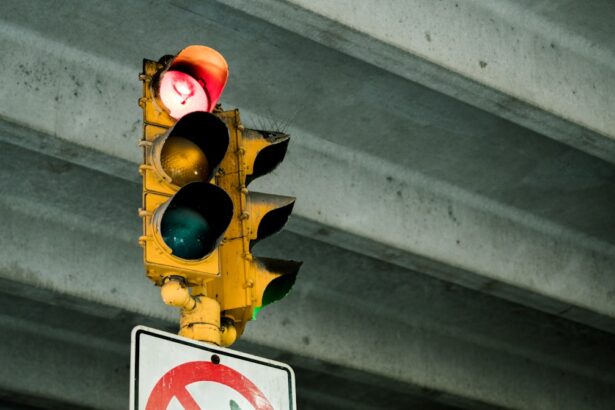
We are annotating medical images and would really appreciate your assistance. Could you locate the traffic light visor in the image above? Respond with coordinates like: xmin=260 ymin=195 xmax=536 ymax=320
xmin=248 ymin=193 xmax=295 ymax=251
xmin=156 ymin=112 xmax=229 ymax=188
xmin=157 ymin=45 xmax=228 ymax=118
xmin=157 ymin=183 xmax=233 ymax=260
xmin=243 ymin=130 xmax=290 ymax=187
xmin=253 ymin=258 xmax=302 ymax=319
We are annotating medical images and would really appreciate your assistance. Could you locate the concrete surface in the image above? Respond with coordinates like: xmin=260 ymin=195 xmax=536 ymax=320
xmin=219 ymin=0 xmax=615 ymax=162
xmin=0 ymin=0 xmax=613 ymax=408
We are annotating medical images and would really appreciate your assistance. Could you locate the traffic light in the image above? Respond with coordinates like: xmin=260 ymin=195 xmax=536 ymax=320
xmin=138 ymin=45 xmax=300 ymax=346
xmin=138 ymin=46 xmax=232 ymax=286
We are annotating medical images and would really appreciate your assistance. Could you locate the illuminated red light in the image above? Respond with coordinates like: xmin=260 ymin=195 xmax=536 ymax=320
xmin=159 ymin=70 xmax=209 ymax=120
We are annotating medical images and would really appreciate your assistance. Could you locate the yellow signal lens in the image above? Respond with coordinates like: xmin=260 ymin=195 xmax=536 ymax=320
xmin=161 ymin=136 xmax=210 ymax=187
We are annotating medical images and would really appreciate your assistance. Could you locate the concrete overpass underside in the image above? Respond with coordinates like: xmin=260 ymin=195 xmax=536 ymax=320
xmin=0 ymin=1 xmax=614 ymax=409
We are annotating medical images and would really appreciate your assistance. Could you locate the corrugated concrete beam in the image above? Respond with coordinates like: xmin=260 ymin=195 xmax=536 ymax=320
xmin=1 ymin=138 xmax=615 ymax=409
xmin=0 ymin=0 xmax=614 ymax=338
xmin=0 ymin=289 xmax=464 ymax=410
xmin=216 ymin=0 xmax=615 ymax=163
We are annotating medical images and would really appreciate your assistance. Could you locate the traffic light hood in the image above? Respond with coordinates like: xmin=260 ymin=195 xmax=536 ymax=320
xmin=247 ymin=192 xmax=296 ymax=251
xmin=252 ymin=257 xmax=302 ymax=319
xmin=243 ymin=129 xmax=290 ymax=186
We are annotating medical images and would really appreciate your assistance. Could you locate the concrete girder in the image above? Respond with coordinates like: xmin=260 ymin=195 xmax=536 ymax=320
xmin=0 ymin=0 xmax=614 ymax=334
xmin=0 ymin=2 xmax=615 ymax=407
xmin=0 ymin=139 xmax=615 ymax=409
xmin=0 ymin=289 xmax=464 ymax=410
xmin=216 ymin=0 xmax=615 ymax=164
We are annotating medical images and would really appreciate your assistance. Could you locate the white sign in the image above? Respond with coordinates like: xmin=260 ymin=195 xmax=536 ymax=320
xmin=130 ymin=326 xmax=296 ymax=410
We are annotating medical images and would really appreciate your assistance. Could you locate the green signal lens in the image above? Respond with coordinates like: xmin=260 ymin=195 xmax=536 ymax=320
xmin=161 ymin=206 xmax=212 ymax=260
xmin=253 ymin=274 xmax=297 ymax=319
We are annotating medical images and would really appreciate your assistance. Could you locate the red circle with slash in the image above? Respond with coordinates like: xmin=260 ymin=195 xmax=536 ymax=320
xmin=145 ymin=361 xmax=273 ymax=410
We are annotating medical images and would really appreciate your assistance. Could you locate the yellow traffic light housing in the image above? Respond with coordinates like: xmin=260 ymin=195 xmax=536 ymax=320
xmin=139 ymin=46 xmax=232 ymax=287
xmin=139 ymin=45 xmax=300 ymax=346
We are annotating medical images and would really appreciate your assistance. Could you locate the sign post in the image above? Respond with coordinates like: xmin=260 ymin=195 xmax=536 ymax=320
xmin=130 ymin=326 xmax=296 ymax=410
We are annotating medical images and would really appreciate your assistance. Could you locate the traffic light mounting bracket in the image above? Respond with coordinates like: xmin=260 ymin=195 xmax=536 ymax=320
xmin=160 ymin=276 xmax=237 ymax=346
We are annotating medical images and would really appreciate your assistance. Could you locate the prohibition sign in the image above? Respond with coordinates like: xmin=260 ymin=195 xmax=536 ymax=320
xmin=145 ymin=361 xmax=273 ymax=410
xmin=131 ymin=327 xmax=295 ymax=410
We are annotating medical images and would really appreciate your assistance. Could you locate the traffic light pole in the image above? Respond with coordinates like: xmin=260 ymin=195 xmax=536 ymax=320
xmin=160 ymin=277 xmax=237 ymax=346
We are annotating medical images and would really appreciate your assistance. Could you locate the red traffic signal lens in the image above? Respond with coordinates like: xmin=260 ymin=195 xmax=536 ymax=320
xmin=159 ymin=70 xmax=209 ymax=120
xmin=155 ymin=45 xmax=228 ymax=117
